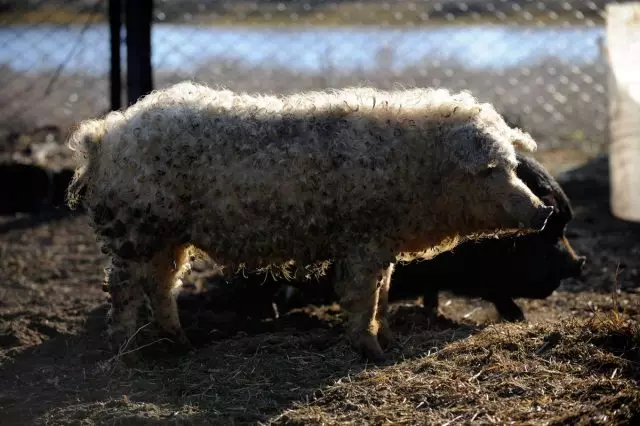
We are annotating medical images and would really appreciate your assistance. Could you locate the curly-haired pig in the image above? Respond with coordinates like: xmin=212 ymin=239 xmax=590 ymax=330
xmin=66 ymin=83 xmax=553 ymax=360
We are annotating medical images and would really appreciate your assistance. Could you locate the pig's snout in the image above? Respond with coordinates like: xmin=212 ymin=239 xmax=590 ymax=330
xmin=571 ymin=255 xmax=587 ymax=278
xmin=578 ymin=256 xmax=587 ymax=268
xmin=526 ymin=205 xmax=554 ymax=231
xmin=560 ymin=254 xmax=587 ymax=279
xmin=504 ymin=176 xmax=555 ymax=232
xmin=557 ymin=237 xmax=587 ymax=279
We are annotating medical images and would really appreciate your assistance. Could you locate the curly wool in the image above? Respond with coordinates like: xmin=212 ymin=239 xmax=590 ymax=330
xmin=66 ymin=82 xmax=553 ymax=358
xmin=68 ymin=82 xmax=538 ymax=273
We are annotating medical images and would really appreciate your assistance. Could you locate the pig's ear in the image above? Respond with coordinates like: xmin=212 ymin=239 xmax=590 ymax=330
xmin=509 ymin=128 xmax=537 ymax=152
xmin=447 ymin=123 xmax=492 ymax=174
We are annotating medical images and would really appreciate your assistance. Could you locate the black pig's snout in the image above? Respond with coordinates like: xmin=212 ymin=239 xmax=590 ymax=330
xmin=578 ymin=256 xmax=587 ymax=268
xmin=574 ymin=255 xmax=587 ymax=278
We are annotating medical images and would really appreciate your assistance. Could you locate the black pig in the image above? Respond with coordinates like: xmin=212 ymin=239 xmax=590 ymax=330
xmin=0 ymin=163 xmax=74 ymax=215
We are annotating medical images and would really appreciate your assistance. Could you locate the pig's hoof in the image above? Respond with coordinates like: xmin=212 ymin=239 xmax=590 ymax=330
xmin=494 ymin=299 xmax=526 ymax=322
xmin=159 ymin=330 xmax=195 ymax=355
xmin=502 ymin=312 xmax=526 ymax=323
xmin=107 ymin=330 xmax=144 ymax=364
xmin=349 ymin=330 xmax=385 ymax=362
xmin=172 ymin=336 xmax=195 ymax=355
xmin=377 ymin=319 xmax=396 ymax=349
xmin=422 ymin=307 xmax=439 ymax=326
xmin=108 ymin=327 xmax=136 ymax=355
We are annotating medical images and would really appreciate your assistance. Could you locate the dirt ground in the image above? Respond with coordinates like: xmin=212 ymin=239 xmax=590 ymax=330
xmin=1 ymin=142 xmax=639 ymax=425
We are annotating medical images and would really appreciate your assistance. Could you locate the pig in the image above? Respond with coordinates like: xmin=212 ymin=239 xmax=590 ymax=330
xmin=66 ymin=83 xmax=553 ymax=360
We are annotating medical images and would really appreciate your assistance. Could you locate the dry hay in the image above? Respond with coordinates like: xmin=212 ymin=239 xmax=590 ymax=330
xmin=267 ymin=312 xmax=640 ymax=425
xmin=33 ymin=308 xmax=637 ymax=425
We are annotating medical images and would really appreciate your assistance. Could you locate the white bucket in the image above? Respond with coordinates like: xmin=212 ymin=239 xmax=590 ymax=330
xmin=606 ymin=3 xmax=640 ymax=222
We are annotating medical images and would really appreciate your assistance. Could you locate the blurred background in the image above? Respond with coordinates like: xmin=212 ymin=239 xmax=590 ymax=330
xmin=0 ymin=0 xmax=620 ymax=176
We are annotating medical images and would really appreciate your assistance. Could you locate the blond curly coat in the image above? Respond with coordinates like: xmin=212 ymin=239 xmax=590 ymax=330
xmin=67 ymin=82 xmax=551 ymax=360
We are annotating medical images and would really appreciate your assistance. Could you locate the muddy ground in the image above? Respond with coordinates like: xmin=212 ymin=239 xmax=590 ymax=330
xmin=0 ymin=138 xmax=639 ymax=424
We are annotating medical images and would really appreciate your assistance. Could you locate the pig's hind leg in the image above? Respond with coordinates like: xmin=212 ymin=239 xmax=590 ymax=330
xmin=102 ymin=256 xmax=147 ymax=354
xmin=102 ymin=245 xmax=194 ymax=355
xmin=421 ymin=287 xmax=440 ymax=323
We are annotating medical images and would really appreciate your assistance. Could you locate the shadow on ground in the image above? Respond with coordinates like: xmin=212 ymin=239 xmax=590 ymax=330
xmin=0 ymin=298 xmax=479 ymax=424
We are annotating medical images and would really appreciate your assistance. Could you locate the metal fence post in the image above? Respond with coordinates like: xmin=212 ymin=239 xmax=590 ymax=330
xmin=109 ymin=0 xmax=122 ymax=111
xmin=125 ymin=0 xmax=153 ymax=106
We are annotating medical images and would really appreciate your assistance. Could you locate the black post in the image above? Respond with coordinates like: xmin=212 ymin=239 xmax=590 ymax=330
xmin=108 ymin=0 xmax=122 ymax=111
xmin=125 ymin=0 xmax=153 ymax=106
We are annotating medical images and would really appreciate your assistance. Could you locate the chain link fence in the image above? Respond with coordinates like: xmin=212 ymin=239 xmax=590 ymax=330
xmin=0 ymin=1 xmax=625 ymax=162
xmin=0 ymin=0 xmax=109 ymax=143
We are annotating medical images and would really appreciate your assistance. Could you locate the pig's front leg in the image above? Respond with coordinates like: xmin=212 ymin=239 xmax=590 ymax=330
xmin=333 ymin=245 xmax=395 ymax=361
xmin=375 ymin=261 xmax=395 ymax=348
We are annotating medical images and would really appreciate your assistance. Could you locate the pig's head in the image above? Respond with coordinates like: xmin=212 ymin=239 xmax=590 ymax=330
xmin=480 ymin=230 xmax=585 ymax=300
xmin=506 ymin=153 xmax=586 ymax=289
xmin=449 ymin=152 xmax=586 ymax=298
xmin=436 ymin=113 xmax=553 ymax=235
